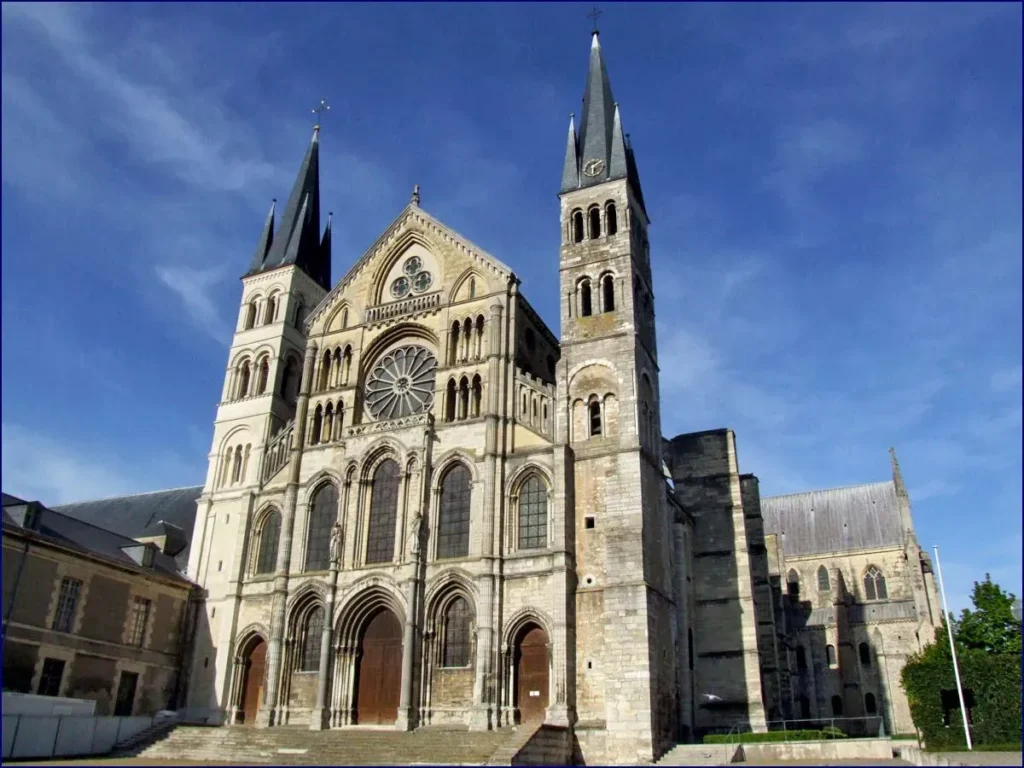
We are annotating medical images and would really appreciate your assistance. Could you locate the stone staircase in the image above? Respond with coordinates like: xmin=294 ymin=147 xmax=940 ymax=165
xmin=655 ymin=743 xmax=740 ymax=766
xmin=131 ymin=724 xmax=519 ymax=765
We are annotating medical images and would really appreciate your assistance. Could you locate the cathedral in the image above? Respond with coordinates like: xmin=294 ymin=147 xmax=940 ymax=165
xmin=172 ymin=30 xmax=943 ymax=764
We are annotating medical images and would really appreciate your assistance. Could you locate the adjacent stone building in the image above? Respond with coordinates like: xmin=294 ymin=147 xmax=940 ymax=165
xmin=1 ymin=492 xmax=197 ymax=717
xmin=27 ymin=29 xmax=942 ymax=764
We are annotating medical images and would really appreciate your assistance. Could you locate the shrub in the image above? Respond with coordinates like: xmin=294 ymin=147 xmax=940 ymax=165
xmin=703 ymin=729 xmax=847 ymax=744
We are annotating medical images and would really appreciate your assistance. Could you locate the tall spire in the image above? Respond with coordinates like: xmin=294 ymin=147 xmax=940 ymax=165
xmin=245 ymin=126 xmax=331 ymax=291
xmin=890 ymin=446 xmax=907 ymax=499
xmin=248 ymin=199 xmax=276 ymax=273
xmin=560 ymin=31 xmax=647 ymax=216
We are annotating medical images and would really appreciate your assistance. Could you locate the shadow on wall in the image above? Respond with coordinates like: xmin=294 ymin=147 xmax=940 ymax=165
xmin=786 ymin=569 xmax=890 ymax=737
xmin=664 ymin=430 xmax=760 ymax=741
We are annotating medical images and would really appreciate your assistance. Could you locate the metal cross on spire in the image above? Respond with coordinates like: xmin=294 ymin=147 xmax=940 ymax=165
xmin=587 ymin=5 xmax=602 ymax=34
xmin=312 ymin=98 xmax=331 ymax=128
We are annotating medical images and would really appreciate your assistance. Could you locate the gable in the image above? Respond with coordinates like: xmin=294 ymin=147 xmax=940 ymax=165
xmin=306 ymin=204 xmax=516 ymax=334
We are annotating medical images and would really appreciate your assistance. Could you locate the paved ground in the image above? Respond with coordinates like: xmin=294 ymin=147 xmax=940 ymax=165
xmin=934 ymin=753 xmax=1023 ymax=766
xmin=744 ymin=760 xmax=912 ymax=766
xmin=7 ymin=761 xmax=261 ymax=766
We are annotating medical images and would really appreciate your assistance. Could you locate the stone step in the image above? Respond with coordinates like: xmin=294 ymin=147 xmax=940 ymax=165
xmin=656 ymin=743 xmax=739 ymax=766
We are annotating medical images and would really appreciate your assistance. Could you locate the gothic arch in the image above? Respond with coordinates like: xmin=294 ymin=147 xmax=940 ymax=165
xmin=431 ymin=449 xmax=481 ymax=488
xmin=286 ymin=580 xmax=327 ymax=618
xmin=505 ymin=463 xmax=554 ymax=497
xmin=566 ymin=359 xmax=620 ymax=390
xmin=302 ymin=471 xmax=343 ymax=505
xmin=368 ymin=232 xmax=441 ymax=305
xmin=424 ymin=567 xmax=479 ymax=608
xmin=235 ymin=622 xmax=270 ymax=652
xmin=449 ymin=268 xmax=486 ymax=304
xmin=501 ymin=607 xmax=555 ymax=652
xmin=326 ymin=301 xmax=355 ymax=333
xmin=358 ymin=438 xmax=405 ymax=482
xmin=424 ymin=575 xmax=477 ymax=629
xmin=333 ymin=582 xmax=407 ymax=645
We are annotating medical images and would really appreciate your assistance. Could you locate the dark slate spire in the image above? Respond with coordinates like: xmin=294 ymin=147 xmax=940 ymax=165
xmin=560 ymin=32 xmax=647 ymax=216
xmin=245 ymin=126 xmax=330 ymax=291
xmin=560 ymin=114 xmax=580 ymax=192
xmin=320 ymin=212 xmax=333 ymax=267
xmin=248 ymin=199 xmax=276 ymax=273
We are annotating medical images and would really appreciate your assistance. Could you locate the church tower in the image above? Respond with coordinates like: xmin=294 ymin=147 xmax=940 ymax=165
xmin=557 ymin=30 xmax=676 ymax=760
xmin=185 ymin=125 xmax=332 ymax=720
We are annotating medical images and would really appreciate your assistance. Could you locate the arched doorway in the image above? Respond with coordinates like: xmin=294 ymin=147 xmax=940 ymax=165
xmin=514 ymin=623 xmax=549 ymax=723
xmin=355 ymin=609 xmax=403 ymax=724
xmin=240 ymin=637 xmax=267 ymax=725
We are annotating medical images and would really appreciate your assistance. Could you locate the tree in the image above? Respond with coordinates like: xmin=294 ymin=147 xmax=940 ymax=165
xmin=954 ymin=574 xmax=1022 ymax=655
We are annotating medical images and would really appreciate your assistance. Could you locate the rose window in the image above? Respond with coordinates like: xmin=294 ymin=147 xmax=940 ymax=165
xmin=364 ymin=345 xmax=437 ymax=420
xmin=390 ymin=256 xmax=433 ymax=299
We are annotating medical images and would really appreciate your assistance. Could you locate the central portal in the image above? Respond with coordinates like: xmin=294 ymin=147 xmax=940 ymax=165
xmin=355 ymin=609 xmax=403 ymax=725
xmin=515 ymin=624 xmax=550 ymax=723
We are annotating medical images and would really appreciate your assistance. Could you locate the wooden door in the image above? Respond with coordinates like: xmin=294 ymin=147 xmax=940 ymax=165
xmin=516 ymin=626 xmax=549 ymax=723
xmin=241 ymin=639 xmax=267 ymax=725
xmin=114 ymin=671 xmax=138 ymax=717
xmin=355 ymin=610 xmax=403 ymax=724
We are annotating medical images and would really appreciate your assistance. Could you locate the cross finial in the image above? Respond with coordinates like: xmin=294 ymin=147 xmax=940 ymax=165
xmin=312 ymin=98 xmax=331 ymax=128
xmin=587 ymin=5 xmax=602 ymax=34
xmin=411 ymin=184 xmax=421 ymax=206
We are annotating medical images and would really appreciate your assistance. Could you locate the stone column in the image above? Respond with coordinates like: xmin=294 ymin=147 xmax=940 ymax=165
xmin=257 ymin=345 xmax=317 ymax=727
xmin=396 ymin=577 xmax=417 ymax=731
xmin=311 ymin=561 xmax=340 ymax=730
xmin=229 ymin=656 xmax=245 ymax=724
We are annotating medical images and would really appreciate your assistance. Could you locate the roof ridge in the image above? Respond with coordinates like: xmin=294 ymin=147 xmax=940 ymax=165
xmin=51 ymin=484 xmax=203 ymax=507
xmin=763 ymin=480 xmax=892 ymax=502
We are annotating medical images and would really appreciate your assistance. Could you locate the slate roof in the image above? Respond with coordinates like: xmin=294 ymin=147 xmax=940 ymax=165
xmin=50 ymin=486 xmax=203 ymax=570
xmin=2 ymin=493 xmax=194 ymax=583
xmin=561 ymin=32 xmax=648 ymax=216
xmin=761 ymin=481 xmax=905 ymax=558
xmin=245 ymin=126 xmax=331 ymax=291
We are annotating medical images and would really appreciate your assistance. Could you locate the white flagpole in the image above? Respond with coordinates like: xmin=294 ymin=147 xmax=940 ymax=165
xmin=933 ymin=546 xmax=972 ymax=750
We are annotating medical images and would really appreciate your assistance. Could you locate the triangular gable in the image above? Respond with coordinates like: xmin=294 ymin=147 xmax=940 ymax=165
xmin=306 ymin=204 xmax=518 ymax=331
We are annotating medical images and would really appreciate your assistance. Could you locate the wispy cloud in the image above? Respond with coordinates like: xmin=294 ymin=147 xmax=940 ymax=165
xmin=155 ymin=265 xmax=231 ymax=344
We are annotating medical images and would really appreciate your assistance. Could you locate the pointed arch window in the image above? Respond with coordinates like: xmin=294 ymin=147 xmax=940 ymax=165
xmin=588 ymin=207 xmax=601 ymax=239
xmin=365 ymin=460 xmax=400 ymax=564
xmin=572 ymin=210 xmax=584 ymax=243
xmin=438 ymin=465 xmax=472 ymax=560
xmin=255 ymin=510 xmax=280 ymax=575
xmin=605 ymin=202 xmax=618 ymax=235
xmin=471 ymin=375 xmax=482 ymax=419
xmin=468 ymin=277 xmax=476 ymax=299
xmin=445 ymin=379 xmax=457 ymax=422
xmin=294 ymin=299 xmax=306 ymax=328
xmin=304 ymin=483 xmax=338 ymax=572
xmin=863 ymin=566 xmax=888 ymax=601
xmin=601 ymin=274 xmax=615 ymax=312
xmin=518 ymin=476 xmax=548 ymax=550
xmin=310 ymin=405 xmax=323 ymax=445
xmin=817 ymin=565 xmax=831 ymax=592
xmin=442 ymin=597 xmax=472 ymax=667
xmin=265 ymin=295 xmax=276 ymax=325
xmin=787 ymin=569 xmax=800 ymax=599
xmin=341 ymin=308 xmax=349 ymax=329
xmin=299 ymin=606 xmax=324 ymax=672
xmin=449 ymin=320 xmax=461 ymax=365
xmin=232 ymin=448 xmax=244 ymax=484
xmin=280 ymin=357 xmax=299 ymax=401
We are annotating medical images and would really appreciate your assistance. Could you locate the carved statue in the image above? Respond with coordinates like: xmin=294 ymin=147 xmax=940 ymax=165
xmin=408 ymin=512 xmax=423 ymax=555
xmin=329 ymin=522 xmax=344 ymax=565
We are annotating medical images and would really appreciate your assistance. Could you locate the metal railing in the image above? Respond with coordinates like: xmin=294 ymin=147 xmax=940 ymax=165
xmin=710 ymin=715 xmax=889 ymax=747
xmin=2 ymin=711 xmax=177 ymax=761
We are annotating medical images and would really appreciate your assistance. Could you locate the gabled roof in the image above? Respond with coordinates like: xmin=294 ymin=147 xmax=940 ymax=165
xmin=50 ymin=485 xmax=203 ymax=571
xmin=761 ymin=481 xmax=905 ymax=558
xmin=306 ymin=200 xmax=517 ymax=331
xmin=3 ymin=493 xmax=195 ymax=583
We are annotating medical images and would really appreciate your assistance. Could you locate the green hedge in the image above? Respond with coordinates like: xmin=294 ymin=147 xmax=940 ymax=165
xmin=703 ymin=729 xmax=847 ymax=744
xmin=901 ymin=640 xmax=1022 ymax=749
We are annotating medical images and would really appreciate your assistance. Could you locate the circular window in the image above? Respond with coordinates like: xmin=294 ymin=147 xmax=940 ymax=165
xmin=412 ymin=271 xmax=433 ymax=293
xmin=391 ymin=276 xmax=411 ymax=298
xmin=403 ymin=256 xmax=423 ymax=276
xmin=364 ymin=345 xmax=437 ymax=420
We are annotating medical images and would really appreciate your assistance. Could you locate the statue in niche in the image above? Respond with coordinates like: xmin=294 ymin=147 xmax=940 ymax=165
xmin=329 ymin=522 xmax=344 ymax=565
xmin=408 ymin=512 xmax=423 ymax=556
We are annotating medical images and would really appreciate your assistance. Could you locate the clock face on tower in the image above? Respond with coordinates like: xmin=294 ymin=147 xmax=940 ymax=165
xmin=582 ymin=158 xmax=605 ymax=178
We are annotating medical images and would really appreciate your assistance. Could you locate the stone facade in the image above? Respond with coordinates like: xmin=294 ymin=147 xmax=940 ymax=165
xmin=1 ymin=496 xmax=194 ymax=717
xmin=178 ymin=31 xmax=941 ymax=766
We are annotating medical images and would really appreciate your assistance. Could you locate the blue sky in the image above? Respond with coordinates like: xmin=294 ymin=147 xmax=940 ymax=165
xmin=1 ymin=2 xmax=1020 ymax=612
